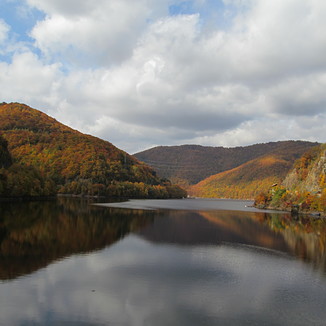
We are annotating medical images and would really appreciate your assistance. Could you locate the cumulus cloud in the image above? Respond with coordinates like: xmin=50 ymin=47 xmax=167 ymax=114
xmin=0 ymin=0 xmax=325 ymax=152
xmin=0 ymin=19 xmax=9 ymax=45
xmin=28 ymin=0 xmax=170 ymax=66
xmin=267 ymin=73 xmax=326 ymax=116
xmin=192 ymin=114 xmax=325 ymax=149
xmin=0 ymin=51 xmax=62 ymax=107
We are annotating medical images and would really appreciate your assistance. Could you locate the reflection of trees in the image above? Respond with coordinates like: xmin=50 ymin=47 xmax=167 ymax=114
xmin=139 ymin=208 xmax=326 ymax=274
xmin=139 ymin=210 xmax=289 ymax=253
xmin=0 ymin=198 xmax=154 ymax=281
xmin=252 ymin=213 xmax=326 ymax=273
xmin=199 ymin=210 xmax=290 ymax=251
xmin=2 ymin=198 xmax=325 ymax=281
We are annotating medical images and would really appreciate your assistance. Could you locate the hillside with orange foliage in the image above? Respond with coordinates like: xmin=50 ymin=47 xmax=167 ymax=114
xmin=188 ymin=153 xmax=303 ymax=199
xmin=0 ymin=102 xmax=186 ymax=199
xmin=134 ymin=141 xmax=318 ymax=187
xmin=255 ymin=144 xmax=326 ymax=215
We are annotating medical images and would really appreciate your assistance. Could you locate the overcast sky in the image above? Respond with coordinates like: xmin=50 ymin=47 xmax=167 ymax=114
xmin=0 ymin=0 xmax=325 ymax=153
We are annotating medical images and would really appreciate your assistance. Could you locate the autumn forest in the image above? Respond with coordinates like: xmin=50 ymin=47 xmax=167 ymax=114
xmin=1 ymin=102 xmax=325 ymax=216
xmin=0 ymin=103 xmax=186 ymax=199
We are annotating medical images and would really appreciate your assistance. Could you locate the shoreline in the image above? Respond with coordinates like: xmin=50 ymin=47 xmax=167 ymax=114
xmin=255 ymin=204 xmax=325 ymax=218
xmin=94 ymin=198 xmax=283 ymax=213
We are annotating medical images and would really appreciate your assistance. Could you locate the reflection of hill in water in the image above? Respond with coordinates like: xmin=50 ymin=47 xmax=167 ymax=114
xmin=138 ymin=210 xmax=326 ymax=273
xmin=0 ymin=198 xmax=154 ymax=280
xmin=1 ymin=198 xmax=326 ymax=281
xmin=138 ymin=210 xmax=290 ymax=251
xmin=257 ymin=213 xmax=326 ymax=274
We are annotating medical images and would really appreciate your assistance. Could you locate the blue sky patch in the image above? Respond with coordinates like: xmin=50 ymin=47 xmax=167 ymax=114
xmin=0 ymin=0 xmax=45 ymax=43
xmin=169 ymin=0 xmax=237 ymax=31
xmin=169 ymin=1 xmax=197 ymax=16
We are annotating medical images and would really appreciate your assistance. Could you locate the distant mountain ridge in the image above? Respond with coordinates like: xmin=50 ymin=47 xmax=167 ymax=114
xmin=0 ymin=102 xmax=186 ymax=198
xmin=134 ymin=141 xmax=319 ymax=188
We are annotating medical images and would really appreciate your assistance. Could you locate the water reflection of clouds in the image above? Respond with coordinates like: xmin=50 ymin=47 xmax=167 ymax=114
xmin=1 ymin=235 xmax=326 ymax=326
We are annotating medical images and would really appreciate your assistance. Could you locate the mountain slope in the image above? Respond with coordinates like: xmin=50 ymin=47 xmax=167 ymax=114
xmin=282 ymin=144 xmax=326 ymax=193
xmin=255 ymin=144 xmax=326 ymax=214
xmin=0 ymin=136 xmax=12 ymax=168
xmin=134 ymin=141 xmax=318 ymax=187
xmin=0 ymin=102 xmax=186 ymax=198
xmin=188 ymin=153 xmax=295 ymax=199
xmin=0 ymin=133 xmax=53 ymax=197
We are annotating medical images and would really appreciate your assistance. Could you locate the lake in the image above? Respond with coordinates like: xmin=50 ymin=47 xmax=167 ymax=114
xmin=0 ymin=197 xmax=326 ymax=326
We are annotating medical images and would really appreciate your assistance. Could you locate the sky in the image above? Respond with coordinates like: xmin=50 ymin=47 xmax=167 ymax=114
xmin=0 ymin=0 xmax=325 ymax=154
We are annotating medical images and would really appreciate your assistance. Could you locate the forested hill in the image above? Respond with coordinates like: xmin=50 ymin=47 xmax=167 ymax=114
xmin=0 ymin=102 xmax=186 ymax=198
xmin=134 ymin=141 xmax=319 ymax=187
xmin=255 ymin=143 xmax=326 ymax=215
xmin=188 ymin=153 xmax=298 ymax=199
xmin=0 ymin=136 xmax=12 ymax=168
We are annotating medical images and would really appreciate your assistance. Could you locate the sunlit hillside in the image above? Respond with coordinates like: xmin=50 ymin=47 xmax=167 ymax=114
xmin=0 ymin=103 xmax=186 ymax=199
xmin=255 ymin=144 xmax=326 ymax=215
xmin=188 ymin=154 xmax=295 ymax=199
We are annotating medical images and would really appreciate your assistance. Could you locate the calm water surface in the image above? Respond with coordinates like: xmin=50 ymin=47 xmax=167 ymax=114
xmin=0 ymin=197 xmax=326 ymax=326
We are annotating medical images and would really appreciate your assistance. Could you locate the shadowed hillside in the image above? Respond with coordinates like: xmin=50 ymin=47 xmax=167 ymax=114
xmin=134 ymin=141 xmax=318 ymax=188
xmin=0 ymin=136 xmax=12 ymax=168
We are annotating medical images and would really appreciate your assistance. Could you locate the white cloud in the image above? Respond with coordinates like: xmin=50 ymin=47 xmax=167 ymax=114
xmin=266 ymin=73 xmax=326 ymax=116
xmin=0 ymin=51 xmax=62 ymax=107
xmin=0 ymin=0 xmax=325 ymax=153
xmin=196 ymin=0 xmax=326 ymax=85
xmin=192 ymin=114 xmax=326 ymax=148
xmin=28 ymin=0 xmax=170 ymax=66
xmin=26 ymin=0 xmax=98 ymax=16
xmin=0 ymin=19 xmax=9 ymax=45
